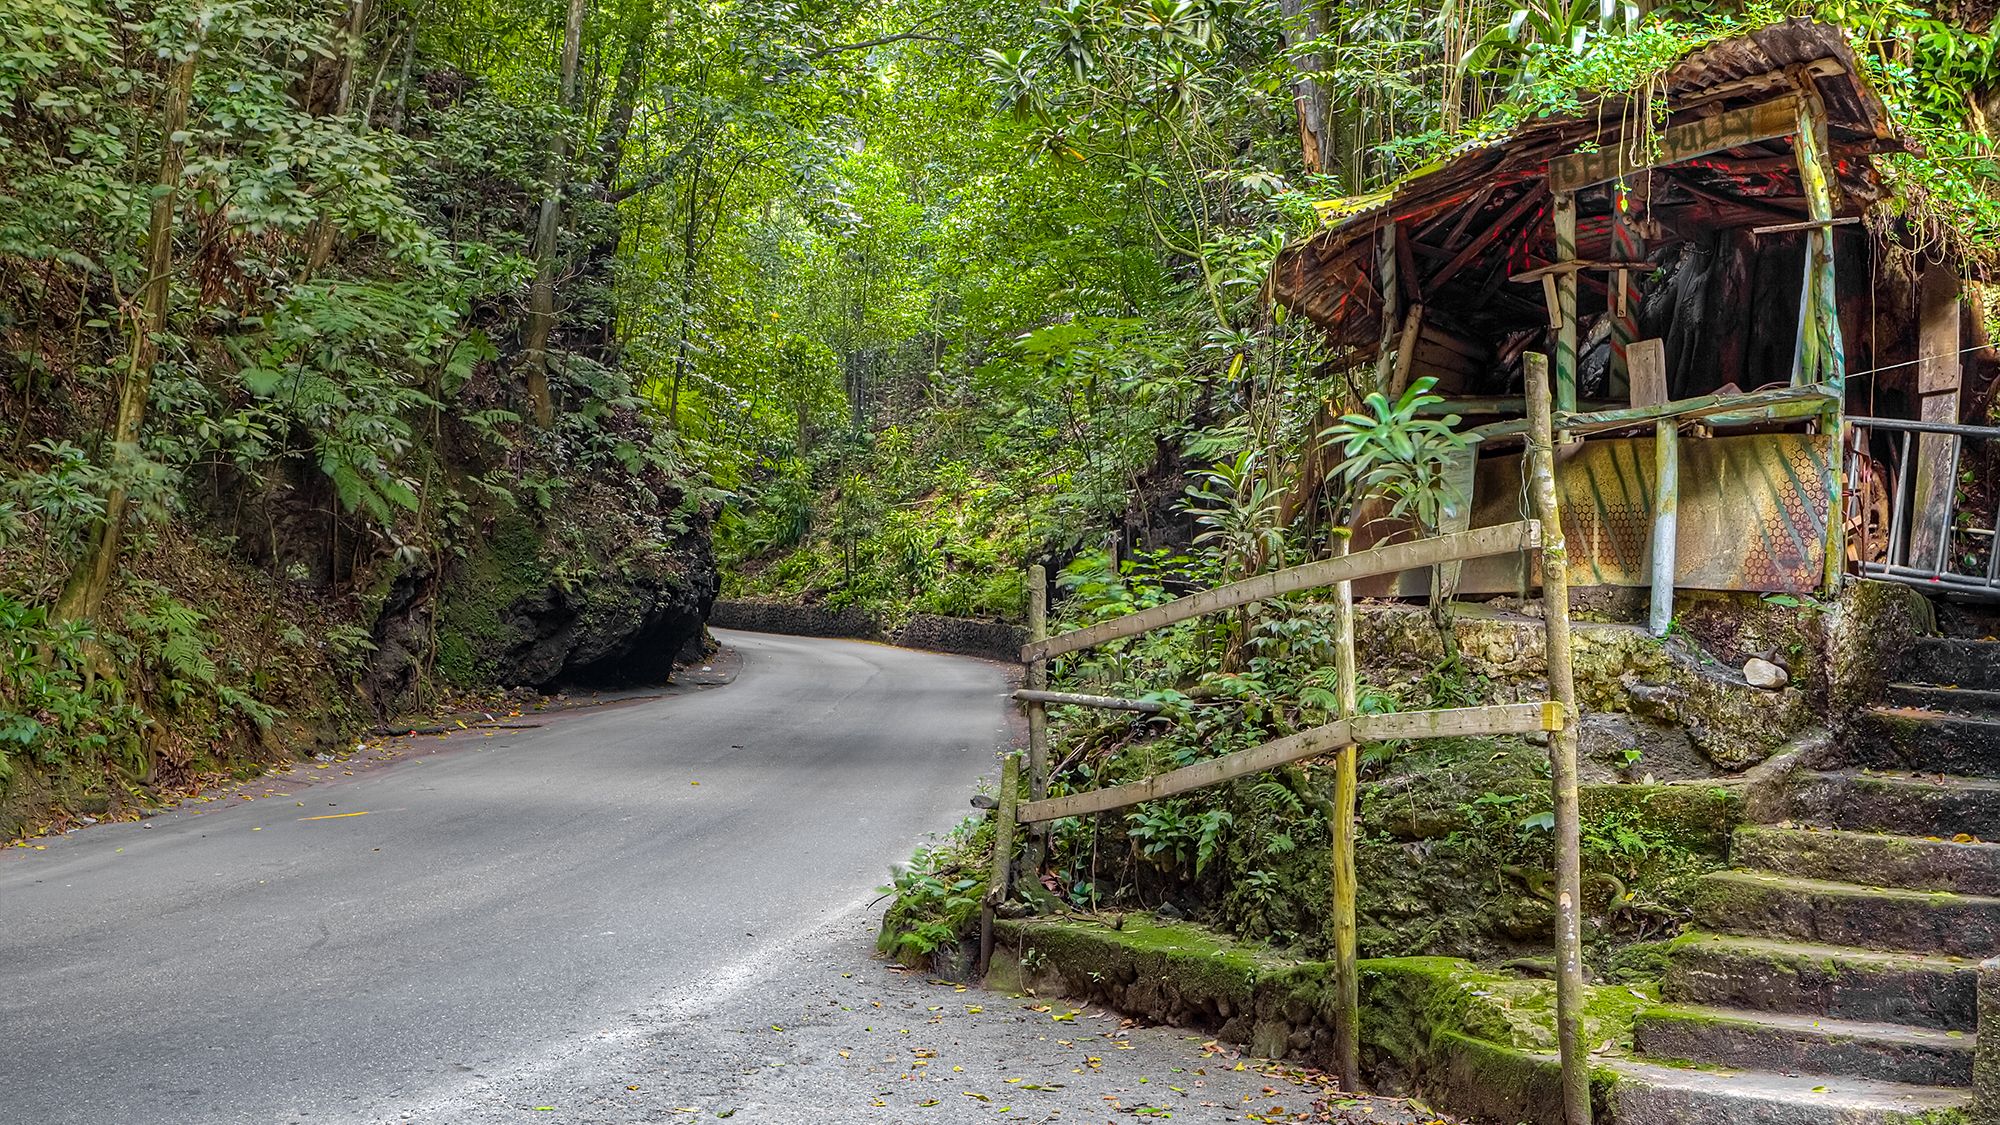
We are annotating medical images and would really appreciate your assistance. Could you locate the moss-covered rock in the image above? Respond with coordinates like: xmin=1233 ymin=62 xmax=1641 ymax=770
xmin=989 ymin=915 xmax=1644 ymax=1125
xmin=1356 ymin=603 xmax=1819 ymax=772
xmin=435 ymin=499 xmax=716 ymax=688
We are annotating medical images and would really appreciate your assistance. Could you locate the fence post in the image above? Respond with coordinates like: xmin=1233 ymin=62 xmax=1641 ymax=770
xmin=1525 ymin=352 xmax=1591 ymax=1125
xmin=1329 ymin=528 xmax=1362 ymax=1093
xmin=978 ymin=751 xmax=1021 ymax=978
xmin=1024 ymin=565 xmax=1049 ymax=879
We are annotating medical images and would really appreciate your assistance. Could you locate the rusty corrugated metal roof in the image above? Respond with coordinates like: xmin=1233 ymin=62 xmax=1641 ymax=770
xmin=1271 ymin=19 xmax=1897 ymax=345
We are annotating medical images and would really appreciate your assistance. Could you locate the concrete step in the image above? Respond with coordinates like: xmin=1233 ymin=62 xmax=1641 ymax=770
xmin=1885 ymin=682 xmax=2000 ymax=716
xmin=1790 ymin=770 xmax=2000 ymax=839
xmin=1660 ymin=934 xmax=1977 ymax=1031
xmin=1902 ymin=637 xmax=2000 ymax=691
xmin=1608 ymin=1057 xmax=1970 ymax=1125
xmin=1859 ymin=707 xmax=2000 ymax=777
xmin=1689 ymin=870 xmax=2000 ymax=956
xmin=1734 ymin=825 xmax=2000 ymax=896
xmin=1632 ymin=1004 xmax=1973 ymax=1088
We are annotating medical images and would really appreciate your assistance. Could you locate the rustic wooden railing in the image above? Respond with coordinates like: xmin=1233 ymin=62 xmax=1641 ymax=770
xmin=981 ymin=352 xmax=1587 ymax=1106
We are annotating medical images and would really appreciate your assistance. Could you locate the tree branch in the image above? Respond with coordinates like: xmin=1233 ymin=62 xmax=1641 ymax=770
xmin=801 ymin=31 xmax=961 ymax=60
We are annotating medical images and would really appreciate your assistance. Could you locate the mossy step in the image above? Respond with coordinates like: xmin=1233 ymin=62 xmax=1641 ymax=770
xmin=1632 ymin=1004 xmax=1973 ymax=1088
xmin=1885 ymin=683 xmax=2000 ymax=717
xmin=1660 ymin=934 xmax=1976 ymax=1031
xmin=1789 ymin=771 xmax=2000 ymax=840
xmin=1902 ymin=638 xmax=2000 ymax=692
xmin=1689 ymin=870 xmax=2000 ymax=957
xmin=1733 ymin=825 xmax=2000 ymax=896
xmin=1858 ymin=707 xmax=2000 ymax=778
xmin=1608 ymin=1057 xmax=1970 ymax=1125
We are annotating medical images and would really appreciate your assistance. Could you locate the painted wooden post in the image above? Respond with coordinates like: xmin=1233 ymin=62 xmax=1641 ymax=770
xmin=1650 ymin=418 xmax=1679 ymax=637
xmin=1793 ymin=85 xmax=1848 ymax=592
xmin=1024 ymin=565 xmax=1050 ymax=878
xmin=978 ymin=751 xmax=1022 ymax=977
xmin=1328 ymin=528 xmax=1362 ymax=1094
xmin=1793 ymin=89 xmax=1848 ymax=391
xmin=1911 ymin=266 xmax=1964 ymax=572
xmin=1373 ymin=224 xmax=1401 ymax=394
xmin=1553 ymin=193 xmax=1580 ymax=414
xmin=1609 ymin=185 xmax=1644 ymax=395
xmin=1524 ymin=352 xmax=1591 ymax=1125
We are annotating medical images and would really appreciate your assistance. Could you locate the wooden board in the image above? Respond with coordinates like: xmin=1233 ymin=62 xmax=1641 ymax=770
xmin=1015 ymin=702 xmax=1562 ymax=824
xmin=1021 ymin=522 xmax=1543 ymax=663
xmin=1910 ymin=263 xmax=1963 ymax=571
xmin=1628 ymin=338 xmax=1668 ymax=409
xmin=1548 ymin=97 xmax=1802 ymax=194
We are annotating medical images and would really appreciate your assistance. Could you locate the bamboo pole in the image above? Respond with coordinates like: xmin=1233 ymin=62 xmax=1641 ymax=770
xmin=1024 ymin=565 xmax=1050 ymax=879
xmin=1015 ymin=702 xmax=1558 ymax=823
xmin=1649 ymin=418 xmax=1678 ymax=637
xmin=1329 ymin=528 xmax=1361 ymax=1093
xmin=1011 ymin=689 xmax=1164 ymax=714
xmin=1525 ymin=352 xmax=1591 ymax=1125
xmin=978 ymin=752 xmax=1021 ymax=977
xmin=1023 ymin=522 xmax=1541 ymax=663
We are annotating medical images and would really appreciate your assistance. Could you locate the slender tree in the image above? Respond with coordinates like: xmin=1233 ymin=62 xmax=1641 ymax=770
xmin=55 ymin=29 xmax=203 ymax=624
xmin=522 ymin=0 xmax=589 ymax=428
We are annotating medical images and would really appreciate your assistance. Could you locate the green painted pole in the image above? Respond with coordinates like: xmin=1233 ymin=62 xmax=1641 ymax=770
xmin=1650 ymin=418 xmax=1678 ymax=637
xmin=1793 ymin=87 xmax=1847 ymax=592
xmin=1553 ymin=193 xmax=1580 ymax=415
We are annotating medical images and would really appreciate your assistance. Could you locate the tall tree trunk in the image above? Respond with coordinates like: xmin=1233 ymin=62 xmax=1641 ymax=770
xmin=385 ymin=11 xmax=416 ymax=131
xmin=595 ymin=0 xmax=654 ymax=186
xmin=668 ymin=148 xmax=704 ymax=425
xmin=307 ymin=0 xmax=372 ymax=273
xmin=576 ymin=0 xmax=657 ymax=355
xmin=1277 ymin=0 xmax=1327 ymax=177
xmin=56 ymin=46 xmax=200 ymax=623
xmin=521 ymin=0 xmax=588 ymax=429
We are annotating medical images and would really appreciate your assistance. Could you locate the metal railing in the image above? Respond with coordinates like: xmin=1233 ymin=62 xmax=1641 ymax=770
xmin=1848 ymin=416 xmax=2000 ymax=598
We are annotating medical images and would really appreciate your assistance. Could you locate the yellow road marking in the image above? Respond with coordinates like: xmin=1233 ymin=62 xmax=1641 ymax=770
xmin=299 ymin=811 xmax=371 ymax=821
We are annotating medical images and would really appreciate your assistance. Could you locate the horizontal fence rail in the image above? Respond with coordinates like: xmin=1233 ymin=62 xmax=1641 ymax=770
xmin=1014 ymin=701 xmax=1564 ymax=824
xmin=1010 ymin=689 xmax=1165 ymax=714
xmin=1022 ymin=520 xmax=1542 ymax=664
xmin=1850 ymin=415 xmax=2000 ymax=599
xmin=1465 ymin=384 xmax=1835 ymax=444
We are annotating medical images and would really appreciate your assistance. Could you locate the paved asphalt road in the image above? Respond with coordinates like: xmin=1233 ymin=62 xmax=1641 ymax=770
xmin=1 ymin=631 xmax=1013 ymax=1123
xmin=1 ymin=630 xmax=1435 ymax=1125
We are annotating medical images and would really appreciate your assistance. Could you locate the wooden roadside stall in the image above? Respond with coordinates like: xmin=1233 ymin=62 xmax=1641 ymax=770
xmin=1245 ymin=18 xmax=1994 ymax=1124
xmin=1270 ymin=19 xmax=2000 ymax=620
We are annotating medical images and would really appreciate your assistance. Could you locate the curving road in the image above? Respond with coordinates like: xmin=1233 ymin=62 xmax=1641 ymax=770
xmin=0 ymin=631 xmax=1012 ymax=1124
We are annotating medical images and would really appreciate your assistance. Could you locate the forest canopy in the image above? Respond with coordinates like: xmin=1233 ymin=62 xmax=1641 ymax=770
xmin=2 ymin=0 xmax=1997 ymax=821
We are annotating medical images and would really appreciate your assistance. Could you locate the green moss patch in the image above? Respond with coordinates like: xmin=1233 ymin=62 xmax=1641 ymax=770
xmin=990 ymin=915 xmax=1650 ymax=1125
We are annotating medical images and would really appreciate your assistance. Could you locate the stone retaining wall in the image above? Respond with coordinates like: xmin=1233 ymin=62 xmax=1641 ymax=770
xmin=709 ymin=599 xmax=1025 ymax=663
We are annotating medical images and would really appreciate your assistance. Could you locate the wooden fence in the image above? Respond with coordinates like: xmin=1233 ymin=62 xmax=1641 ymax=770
xmin=981 ymin=352 xmax=1589 ymax=1114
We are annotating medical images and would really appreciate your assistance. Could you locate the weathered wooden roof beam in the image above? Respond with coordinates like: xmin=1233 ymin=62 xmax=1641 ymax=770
xmin=1548 ymin=95 xmax=1803 ymax=194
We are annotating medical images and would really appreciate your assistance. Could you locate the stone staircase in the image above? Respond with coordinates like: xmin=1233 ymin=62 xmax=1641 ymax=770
xmin=1614 ymin=635 xmax=2000 ymax=1124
